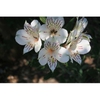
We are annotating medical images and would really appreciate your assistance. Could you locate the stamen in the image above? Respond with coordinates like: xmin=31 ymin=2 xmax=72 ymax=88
xmin=50 ymin=29 xmax=57 ymax=36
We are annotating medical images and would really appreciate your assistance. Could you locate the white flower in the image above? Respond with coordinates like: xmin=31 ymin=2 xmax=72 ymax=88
xmin=39 ymin=17 xmax=68 ymax=44
xmin=66 ymin=38 xmax=91 ymax=64
xmin=15 ymin=20 xmax=42 ymax=54
xmin=38 ymin=37 xmax=69 ymax=72
xmin=67 ymin=17 xmax=92 ymax=44
xmin=65 ymin=17 xmax=92 ymax=64
xmin=73 ymin=17 xmax=88 ymax=36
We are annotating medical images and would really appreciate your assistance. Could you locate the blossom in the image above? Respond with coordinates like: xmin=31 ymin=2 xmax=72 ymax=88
xmin=66 ymin=38 xmax=91 ymax=64
xmin=67 ymin=17 xmax=92 ymax=44
xmin=38 ymin=37 xmax=69 ymax=72
xmin=15 ymin=20 xmax=42 ymax=54
xmin=65 ymin=17 xmax=91 ymax=64
xmin=39 ymin=17 xmax=68 ymax=44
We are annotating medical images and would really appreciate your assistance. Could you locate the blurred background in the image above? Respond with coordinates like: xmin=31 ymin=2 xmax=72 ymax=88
xmin=0 ymin=17 xmax=100 ymax=83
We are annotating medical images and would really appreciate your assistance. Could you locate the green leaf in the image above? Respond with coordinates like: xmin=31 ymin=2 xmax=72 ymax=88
xmin=40 ymin=17 xmax=46 ymax=23
xmin=79 ymin=69 xmax=83 ymax=74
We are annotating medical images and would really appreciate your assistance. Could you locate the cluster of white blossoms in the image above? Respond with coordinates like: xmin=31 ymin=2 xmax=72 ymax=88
xmin=15 ymin=17 xmax=92 ymax=72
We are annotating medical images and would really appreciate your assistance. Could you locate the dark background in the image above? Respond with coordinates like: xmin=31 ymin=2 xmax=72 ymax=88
xmin=0 ymin=17 xmax=100 ymax=83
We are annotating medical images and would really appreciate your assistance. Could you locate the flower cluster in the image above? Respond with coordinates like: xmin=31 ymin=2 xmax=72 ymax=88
xmin=15 ymin=17 xmax=92 ymax=72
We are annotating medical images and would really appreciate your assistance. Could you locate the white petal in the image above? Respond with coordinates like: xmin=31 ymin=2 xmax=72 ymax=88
xmin=24 ymin=21 xmax=31 ymax=32
xmin=34 ymin=38 xmax=42 ymax=53
xmin=39 ymin=24 xmax=50 ymax=41
xmin=56 ymin=47 xmax=69 ymax=63
xmin=66 ymin=31 xmax=75 ymax=44
xmin=56 ymin=28 xmax=68 ymax=44
xmin=75 ymin=39 xmax=91 ymax=54
xmin=38 ymin=48 xmax=48 ymax=66
xmin=48 ymin=57 xmax=57 ymax=72
xmin=73 ymin=17 xmax=88 ymax=38
xmin=24 ymin=21 xmax=39 ymax=38
xmin=71 ymin=53 xmax=82 ymax=65
xmin=79 ymin=17 xmax=88 ymax=32
xmin=56 ymin=17 xmax=65 ymax=27
xmin=15 ymin=29 xmax=29 ymax=45
xmin=45 ymin=36 xmax=59 ymax=45
xmin=81 ymin=34 xmax=92 ymax=42
xmin=44 ymin=37 xmax=60 ymax=51
xmin=46 ymin=17 xmax=64 ymax=28
xmin=23 ymin=43 xmax=34 ymax=54
xmin=77 ymin=17 xmax=88 ymax=34
xmin=31 ymin=20 xmax=41 ymax=29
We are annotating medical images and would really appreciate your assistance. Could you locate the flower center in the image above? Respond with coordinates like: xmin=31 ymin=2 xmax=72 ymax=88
xmin=50 ymin=29 xmax=57 ymax=36
xmin=47 ymin=48 xmax=55 ymax=55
